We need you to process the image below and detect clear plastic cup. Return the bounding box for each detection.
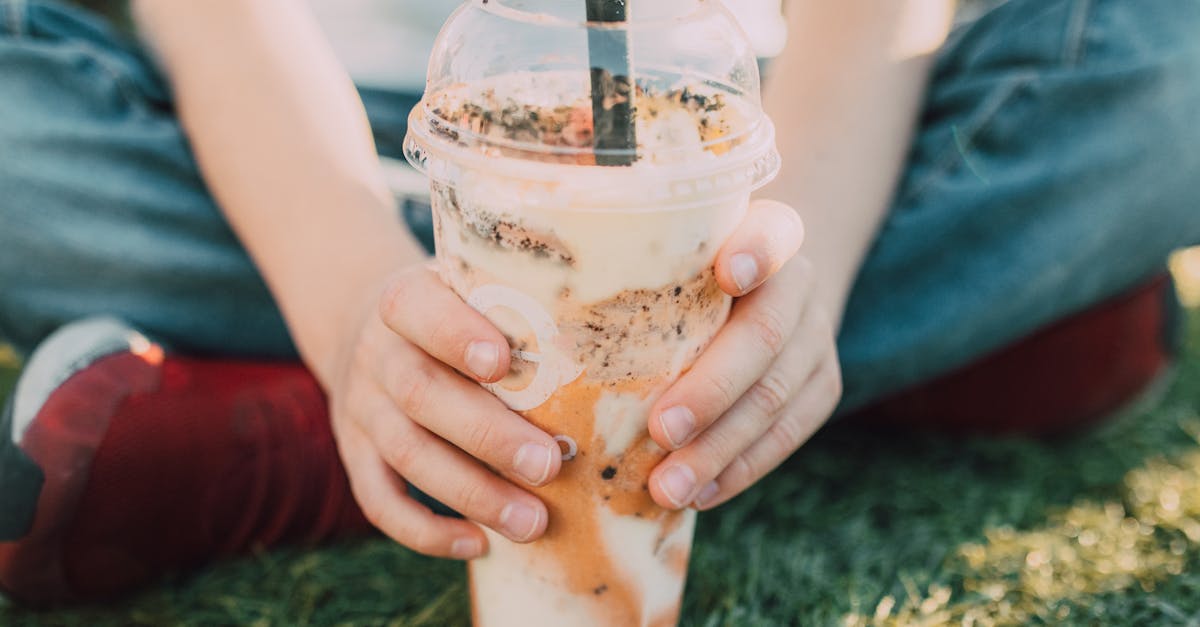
[404,1,779,625]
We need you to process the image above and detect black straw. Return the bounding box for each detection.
[585,0,636,165]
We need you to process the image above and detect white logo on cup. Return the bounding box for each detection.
[467,285,585,412]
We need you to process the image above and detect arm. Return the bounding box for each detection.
[759,0,952,328]
[646,0,954,510]
[132,1,567,558]
[132,0,424,385]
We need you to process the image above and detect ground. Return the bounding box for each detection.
[1,250,1199,626]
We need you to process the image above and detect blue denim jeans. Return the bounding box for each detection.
[1,0,1199,411]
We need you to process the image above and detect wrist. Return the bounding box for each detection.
[269,198,428,389]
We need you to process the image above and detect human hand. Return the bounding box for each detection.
[647,199,843,511]
[325,264,564,559]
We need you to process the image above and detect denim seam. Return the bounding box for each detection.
[4,0,27,37]
[1063,0,1093,67]
[4,0,152,114]
[900,70,1039,205]
[63,38,152,117]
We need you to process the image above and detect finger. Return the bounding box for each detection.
[379,264,512,383]
[366,396,550,544]
[335,417,488,560]
[714,199,805,297]
[693,357,842,511]
[381,345,562,487]
[647,257,813,453]
[647,315,828,510]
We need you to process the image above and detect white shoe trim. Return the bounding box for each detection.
[10,317,149,445]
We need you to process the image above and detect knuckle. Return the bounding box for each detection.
[343,390,378,427]
[394,364,436,420]
[383,437,418,474]
[820,357,844,402]
[695,427,742,473]
[404,527,445,557]
[726,453,758,488]
[463,417,498,459]
[828,374,844,404]
[746,305,789,357]
[454,481,492,519]
[697,368,740,415]
[770,412,806,455]
[379,418,420,472]
[378,276,410,326]
[426,313,462,356]
[746,371,791,418]
[810,307,835,341]
[360,498,390,531]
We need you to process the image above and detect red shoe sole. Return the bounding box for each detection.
[852,274,1179,436]
[0,351,371,606]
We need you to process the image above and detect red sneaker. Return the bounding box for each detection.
[0,318,371,606]
[854,274,1182,436]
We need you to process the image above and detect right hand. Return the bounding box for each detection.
[325,263,563,559]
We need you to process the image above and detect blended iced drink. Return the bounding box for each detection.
[405,1,779,625]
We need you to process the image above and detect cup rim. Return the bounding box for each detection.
[417,99,766,163]
[405,108,781,212]
[474,0,717,30]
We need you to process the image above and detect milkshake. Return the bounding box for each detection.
[404,2,779,625]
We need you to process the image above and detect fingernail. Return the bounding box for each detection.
[500,502,542,542]
[465,341,500,381]
[451,537,483,560]
[658,406,695,449]
[730,253,759,294]
[514,442,555,485]
[658,464,697,508]
[694,481,720,509]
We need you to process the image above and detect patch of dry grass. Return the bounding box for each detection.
[1172,247,1200,307]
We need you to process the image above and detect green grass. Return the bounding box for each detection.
[2,311,1199,626]
[0,362,16,408]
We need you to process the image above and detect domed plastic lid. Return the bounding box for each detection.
[405,0,780,200]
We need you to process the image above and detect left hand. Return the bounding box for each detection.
[647,199,843,511]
